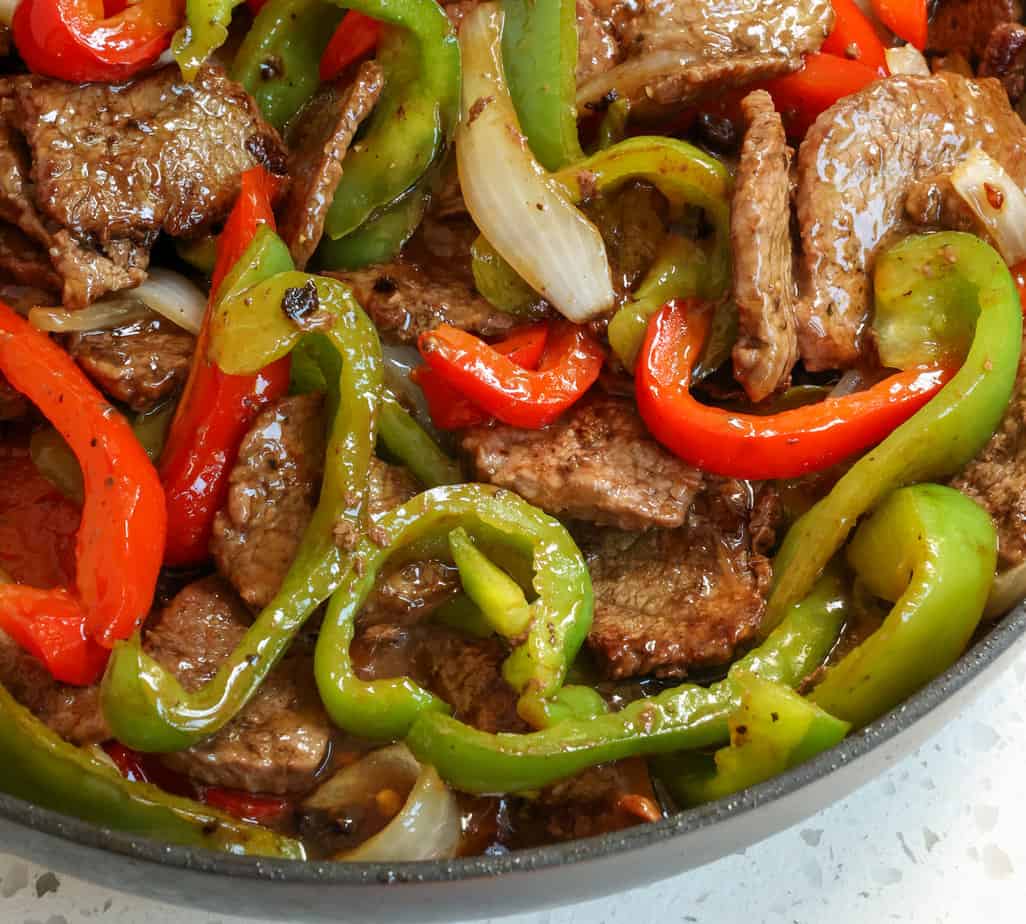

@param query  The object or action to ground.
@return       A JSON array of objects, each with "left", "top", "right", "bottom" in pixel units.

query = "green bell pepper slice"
[
  {"left": 314, "top": 483, "right": 594, "bottom": 739},
  {"left": 378, "top": 390, "right": 463, "bottom": 488},
  {"left": 657, "top": 672, "right": 850, "bottom": 806},
  {"left": 449, "top": 526, "right": 532, "bottom": 637},
  {"left": 102, "top": 229, "right": 383, "bottom": 751},
  {"left": 0, "top": 684, "right": 303, "bottom": 858},
  {"left": 173, "top": 0, "right": 245, "bottom": 81},
  {"left": 501, "top": 0, "right": 583, "bottom": 171},
  {"left": 766, "top": 232, "right": 1022, "bottom": 635},
  {"left": 406, "top": 570, "right": 847, "bottom": 793},
  {"left": 811, "top": 484, "right": 996, "bottom": 727}
]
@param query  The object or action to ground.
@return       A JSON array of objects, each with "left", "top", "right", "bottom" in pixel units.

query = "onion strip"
[
  {"left": 951, "top": 148, "right": 1026, "bottom": 267},
  {"left": 456, "top": 3, "right": 615, "bottom": 323}
]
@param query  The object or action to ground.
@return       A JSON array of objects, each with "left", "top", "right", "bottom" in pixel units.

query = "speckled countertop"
[{"left": 3, "top": 649, "right": 1024, "bottom": 924}]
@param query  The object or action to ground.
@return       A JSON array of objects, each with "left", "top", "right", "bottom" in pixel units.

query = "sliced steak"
[
  {"left": 952, "top": 333, "right": 1026, "bottom": 566},
  {"left": 794, "top": 73, "right": 1026, "bottom": 370},
  {"left": 353, "top": 623, "right": 527, "bottom": 733},
  {"left": 326, "top": 260, "right": 516, "bottom": 343},
  {"left": 980, "top": 22, "right": 1026, "bottom": 104},
  {"left": 462, "top": 396, "right": 702, "bottom": 530},
  {"left": 575, "top": 0, "right": 623, "bottom": 85},
  {"left": 582, "top": 480, "right": 778, "bottom": 679},
  {"left": 146, "top": 577, "right": 333, "bottom": 794},
  {"left": 0, "top": 222, "right": 59, "bottom": 291},
  {"left": 279, "top": 62, "right": 384, "bottom": 269},
  {"left": 67, "top": 315, "right": 194, "bottom": 412},
  {"left": 730, "top": 90, "right": 797, "bottom": 402},
  {"left": 0, "top": 629, "right": 109, "bottom": 745},
  {"left": 575, "top": 0, "right": 833, "bottom": 112},
  {"left": 928, "top": 0, "right": 1021, "bottom": 64}
]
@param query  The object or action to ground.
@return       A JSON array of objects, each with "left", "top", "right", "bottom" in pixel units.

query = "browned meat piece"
[
  {"left": 146, "top": 577, "right": 333, "bottom": 794},
  {"left": 795, "top": 74, "right": 1026, "bottom": 370},
  {"left": 980, "top": 22, "right": 1026, "bottom": 104},
  {"left": 211, "top": 392, "right": 444, "bottom": 619},
  {"left": 67, "top": 315, "right": 194, "bottom": 412},
  {"left": 0, "top": 629, "right": 109, "bottom": 744},
  {"left": 952, "top": 334, "right": 1026, "bottom": 566},
  {"left": 353, "top": 623, "right": 527, "bottom": 733},
  {"left": 730, "top": 90, "right": 797, "bottom": 402},
  {"left": 575, "top": 0, "right": 623, "bottom": 85},
  {"left": 326, "top": 260, "right": 516, "bottom": 343},
  {"left": 582, "top": 480, "right": 777, "bottom": 679},
  {"left": 462, "top": 396, "right": 702, "bottom": 530},
  {"left": 929, "top": 0, "right": 1021, "bottom": 63},
  {"left": 0, "top": 223, "right": 60, "bottom": 291},
  {"left": 279, "top": 62, "right": 384, "bottom": 268},
  {"left": 576, "top": 0, "right": 833, "bottom": 112}
]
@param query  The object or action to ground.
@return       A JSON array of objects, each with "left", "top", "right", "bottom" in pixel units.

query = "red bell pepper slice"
[
  {"left": 12, "top": 0, "right": 182, "bottom": 84},
  {"left": 872, "top": 0, "right": 928, "bottom": 50},
  {"left": 822, "top": 0, "right": 888, "bottom": 72},
  {"left": 765, "top": 52, "right": 882, "bottom": 138},
  {"left": 635, "top": 300, "right": 953, "bottom": 481},
  {"left": 418, "top": 321, "right": 605, "bottom": 430},
  {"left": 0, "top": 304, "right": 166, "bottom": 684},
  {"left": 159, "top": 167, "right": 291, "bottom": 567},
  {"left": 412, "top": 322, "right": 550, "bottom": 430},
  {"left": 203, "top": 787, "right": 291, "bottom": 821},
  {"left": 320, "top": 10, "right": 382, "bottom": 82}
]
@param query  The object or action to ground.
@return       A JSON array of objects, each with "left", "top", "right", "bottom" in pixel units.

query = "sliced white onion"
[
  {"left": 985, "top": 561, "right": 1026, "bottom": 619},
  {"left": 456, "top": 3, "right": 615, "bottom": 323},
  {"left": 951, "top": 147, "right": 1026, "bottom": 266},
  {"left": 132, "top": 268, "right": 207, "bottom": 335},
  {"left": 0, "top": 0, "right": 20, "bottom": 26},
  {"left": 885, "top": 45, "right": 930, "bottom": 76},
  {"left": 29, "top": 296, "right": 154, "bottom": 333}
]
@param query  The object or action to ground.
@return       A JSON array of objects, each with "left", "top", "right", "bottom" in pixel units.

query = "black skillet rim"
[{"left": 2, "top": 601, "right": 1024, "bottom": 886}]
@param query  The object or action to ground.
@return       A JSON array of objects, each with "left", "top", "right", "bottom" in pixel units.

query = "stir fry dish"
[{"left": 2, "top": 0, "right": 1026, "bottom": 862}]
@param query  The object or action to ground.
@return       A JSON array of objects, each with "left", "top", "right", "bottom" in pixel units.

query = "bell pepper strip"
[
  {"left": 377, "top": 392, "right": 463, "bottom": 487},
  {"left": 448, "top": 527, "right": 532, "bottom": 638},
  {"left": 231, "top": 0, "right": 347, "bottom": 131},
  {"left": 766, "top": 232, "right": 1022, "bottom": 636},
  {"left": 172, "top": 0, "right": 244, "bottom": 80},
  {"left": 469, "top": 236, "right": 547, "bottom": 317},
  {"left": 656, "top": 672, "right": 850, "bottom": 806},
  {"left": 418, "top": 321, "right": 605, "bottom": 430},
  {"left": 872, "top": 0, "right": 927, "bottom": 50},
  {"left": 501, "top": 0, "right": 583, "bottom": 171},
  {"left": 635, "top": 300, "right": 952, "bottom": 481},
  {"left": 320, "top": 10, "right": 382, "bottom": 81},
  {"left": 519, "top": 683, "right": 609, "bottom": 730},
  {"left": 405, "top": 570, "right": 847, "bottom": 794},
  {"left": 821, "top": 0, "right": 888, "bottom": 72},
  {"left": 0, "top": 684, "right": 303, "bottom": 858},
  {"left": 1013, "top": 259, "right": 1026, "bottom": 313},
  {"left": 765, "top": 52, "right": 881, "bottom": 139},
  {"left": 102, "top": 233, "right": 382, "bottom": 751},
  {"left": 159, "top": 167, "right": 291, "bottom": 568},
  {"left": 315, "top": 483, "right": 593, "bottom": 739},
  {"left": 596, "top": 98, "right": 631, "bottom": 152},
  {"left": 0, "top": 304, "right": 165, "bottom": 684},
  {"left": 412, "top": 322, "right": 549, "bottom": 431},
  {"left": 811, "top": 485, "right": 996, "bottom": 727},
  {"left": 13, "top": 0, "right": 182, "bottom": 83},
  {"left": 202, "top": 788, "right": 291, "bottom": 822}
]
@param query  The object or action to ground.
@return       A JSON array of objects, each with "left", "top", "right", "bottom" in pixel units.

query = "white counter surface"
[{"left": 3, "top": 647, "right": 1024, "bottom": 924}]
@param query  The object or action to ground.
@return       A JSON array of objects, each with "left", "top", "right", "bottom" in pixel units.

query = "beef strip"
[
  {"left": 794, "top": 73, "right": 1026, "bottom": 370},
  {"left": 0, "top": 629, "right": 109, "bottom": 745},
  {"left": 325, "top": 260, "right": 516, "bottom": 343},
  {"left": 951, "top": 332, "right": 1026, "bottom": 566},
  {"left": 575, "top": 0, "right": 833, "bottom": 113},
  {"left": 582, "top": 479, "right": 778, "bottom": 679},
  {"left": 928, "top": 0, "right": 1022, "bottom": 64},
  {"left": 279, "top": 62, "right": 384, "bottom": 269},
  {"left": 0, "top": 222, "right": 60, "bottom": 291},
  {"left": 0, "top": 65, "right": 284, "bottom": 307},
  {"left": 730, "top": 90, "right": 797, "bottom": 402},
  {"left": 462, "top": 396, "right": 703, "bottom": 530},
  {"left": 352, "top": 623, "right": 527, "bottom": 733},
  {"left": 146, "top": 577, "right": 333, "bottom": 794},
  {"left": 67, "top": 315, "right": 194, "bottom": 412},
  {"left": 980, "top": 22, "right": 1026, "bottom": 104}
]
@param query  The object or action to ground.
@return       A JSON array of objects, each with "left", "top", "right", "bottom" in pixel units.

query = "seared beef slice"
[
  {"left": 146, "top": 577, "right": 332, "bottom": 793},
  {"left": 929, "top": 0, "right": 1021, "bottom": 63},
  {"left": 795, "top": 74, "right": 1026, "bottom": 369},
  {"left": 462, "top": 396, "right": 702, "bottom": 530},
  {"left": 583, "top": 481, "right": 777, "bottom": 679},
  {"left": 0, "top": 65, "right": 285, "bottom": 306}
]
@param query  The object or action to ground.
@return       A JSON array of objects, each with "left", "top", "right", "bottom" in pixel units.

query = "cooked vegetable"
[
  {"left": 406, "top": 571, "right": 847, "bottom": 793},
  {"left": 884, "top": 44, "right": 930, "bottom": 76},
  {"left": 315, "top": 483, "right": 594, "bottom": 738},
  {"left": 29, "top": 298, "right": 153, "bottom": 334},
  {"left": 320, "top": 10, "right": 382, "bottom": 81},
  {"left": 636, "top": 300, "right": 951, "bottom": 480},
  {"left": 822, "top": 0, "right": 887, "bottom": 72},
  {"left": 378, "top": 392, "right": 463, "bottom": 488},
  {"left": 811, "top": 485, "right": 996, "bottom": 726},
  {"left": 767, "top": 233, "right": 1022, "bottom": 634},
  {"left": 951, "top": 148, "right": 1026, "bottom": 267},
  {"left": 871, "top": 0, "right": 927, "bottom": 50}
]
